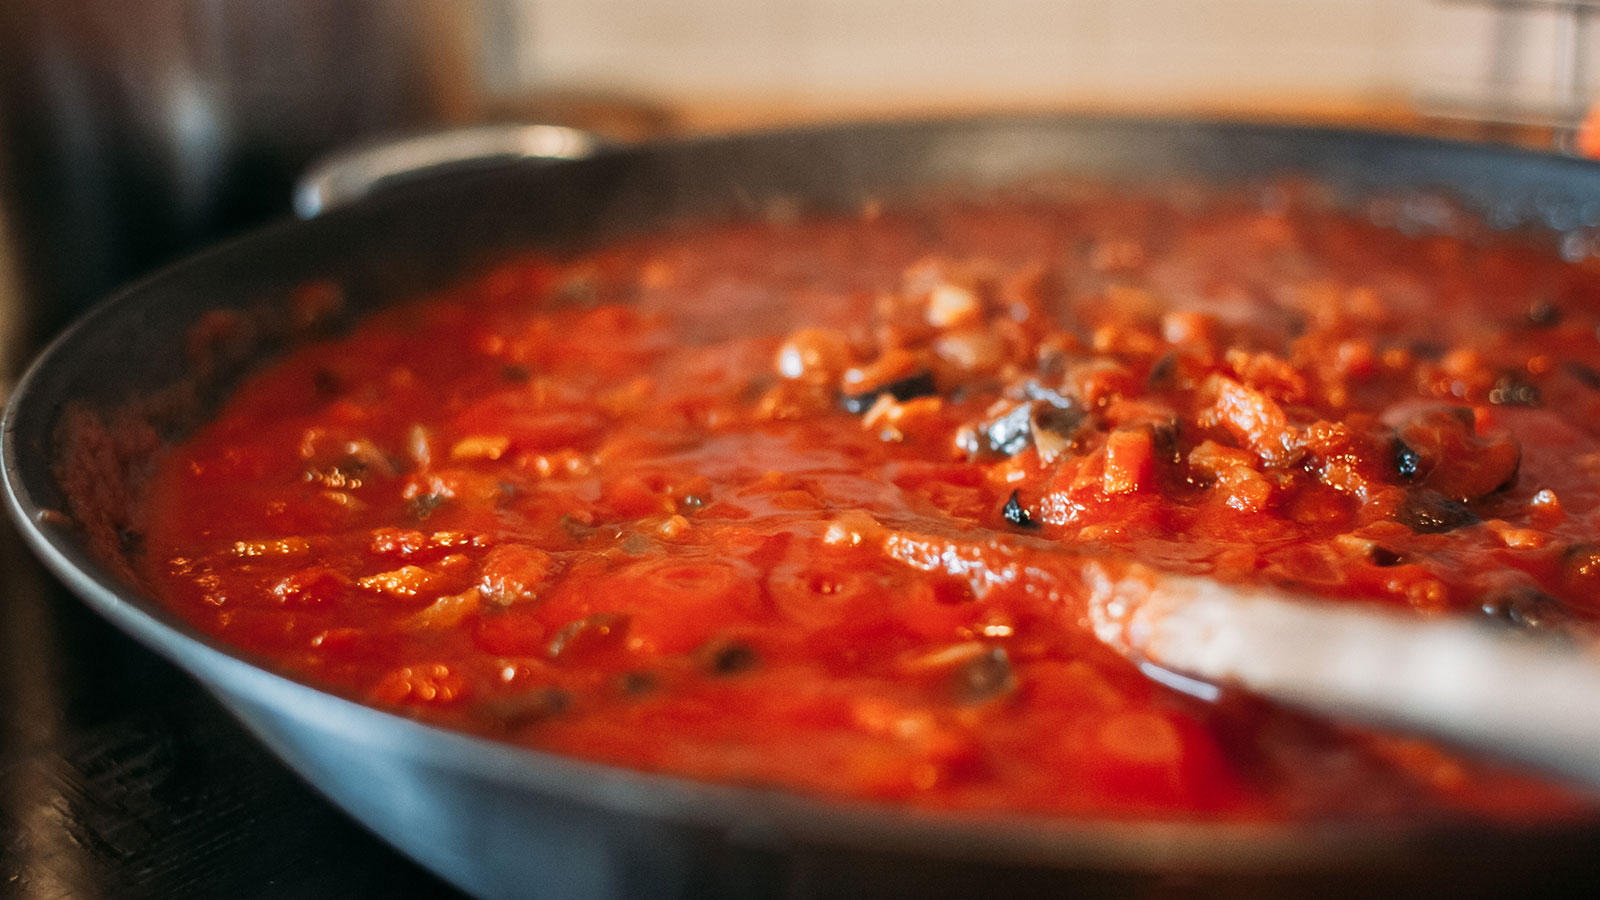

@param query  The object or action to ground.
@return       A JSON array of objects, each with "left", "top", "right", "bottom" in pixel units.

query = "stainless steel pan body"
[{"left": 9, "top": 116, "right": 1600, "bottom": 899}]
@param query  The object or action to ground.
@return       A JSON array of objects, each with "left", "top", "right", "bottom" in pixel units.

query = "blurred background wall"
[{"left": 518, "top": 0, "right": 1593, "bottom": 126}]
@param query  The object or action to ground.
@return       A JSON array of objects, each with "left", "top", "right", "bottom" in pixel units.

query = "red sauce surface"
[{"left": 137, "top": 183, "right": 1600, "bottom": 822}]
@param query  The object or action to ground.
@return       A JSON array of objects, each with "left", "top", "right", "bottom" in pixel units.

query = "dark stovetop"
[{"left": 0, "top": 518, "right": 469, "bottom": 899}]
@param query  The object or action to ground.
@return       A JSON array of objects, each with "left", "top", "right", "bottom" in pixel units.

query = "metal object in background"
[
  {"left": 0, "top": 8, "right": 521, "bottom": 892},
  {"left": 1421, "top": 0, "right": 1599, "bottom": 147},
  {"left": 293, "top": 124, "right": 604, "bottom": 218},
  {"left": 0, "top": 0, "right": 526, "bottom": 346}
]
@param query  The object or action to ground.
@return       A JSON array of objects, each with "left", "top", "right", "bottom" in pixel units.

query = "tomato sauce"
[{"left": 136, "top": 182, "right": 1600, "bottom": 821}]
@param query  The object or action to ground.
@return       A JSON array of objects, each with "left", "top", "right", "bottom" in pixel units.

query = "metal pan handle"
[{"left": 293, "top": 123, "right": 606, "bottom": 218}]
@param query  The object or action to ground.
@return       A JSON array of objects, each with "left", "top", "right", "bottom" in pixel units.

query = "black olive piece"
[
  {"left": 841, "top": 371, "right": 938, "bottom": 414},
  {"left": 1146, "top": 352, "right": 1179, "bottom": 389},
  {"left": 1395, "top": 490, "right": 1479, "bottom": 534},
  {"left": 1393, "top": 437, "right": 1421, "bottom": 481},
  {"left": 1526, "top": 300, "right": 1563, "bottom": 328},
  {"left": 1001, "top": 490, "right": 1037, "bottom": 529},
  {"left": 1150, "top": 420, "right": 1183, "bottom": 465},
  {"left": 479, "top": 687, "right": 571, "bottom": 726},
  {"left": 1481, "top": 587, "right": 1570, "bottom": 632},
  {"left": 1488, "top": 374, "right": 1542, "bottom": 408},
  {"left": 406, "top": 493, "right": 445, "bottom": 520},
  {"left": 953, "top": 647, "right": 1016, "bottom": 704},
  {"left": 1370, "top": 546, "right": 1404, "bottom": 567},
  {"left": 708, "top": 641, "right": 759, "bottom": 675},
  {"left": 311, "top": 369, "right": 343, "bottom": 397},
  {"left": 618, "top": 671, "right": 659, "bottom": 696},
  {"left": 1566, "top": 362, "right": 1600, "bottom": 390},
  {"left": 1031, "top": 402, "right": 1088, "bottom": 445},
  {"left": 971, "top": 403, "right": 1035, "bottom": 458},
  {"left": 117, "top": 527, "right": 145, "bottom": 555},
  {"left": 501, "top": 363, "right": 532, "bottom": 383},
  {"left": 547, "top": 613, "right": 629, "bottom": 660}
]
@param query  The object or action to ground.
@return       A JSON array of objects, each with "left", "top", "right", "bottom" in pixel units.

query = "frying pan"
[{"left": 8, "top": 116, "right": 1600, "bottom": 899}]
